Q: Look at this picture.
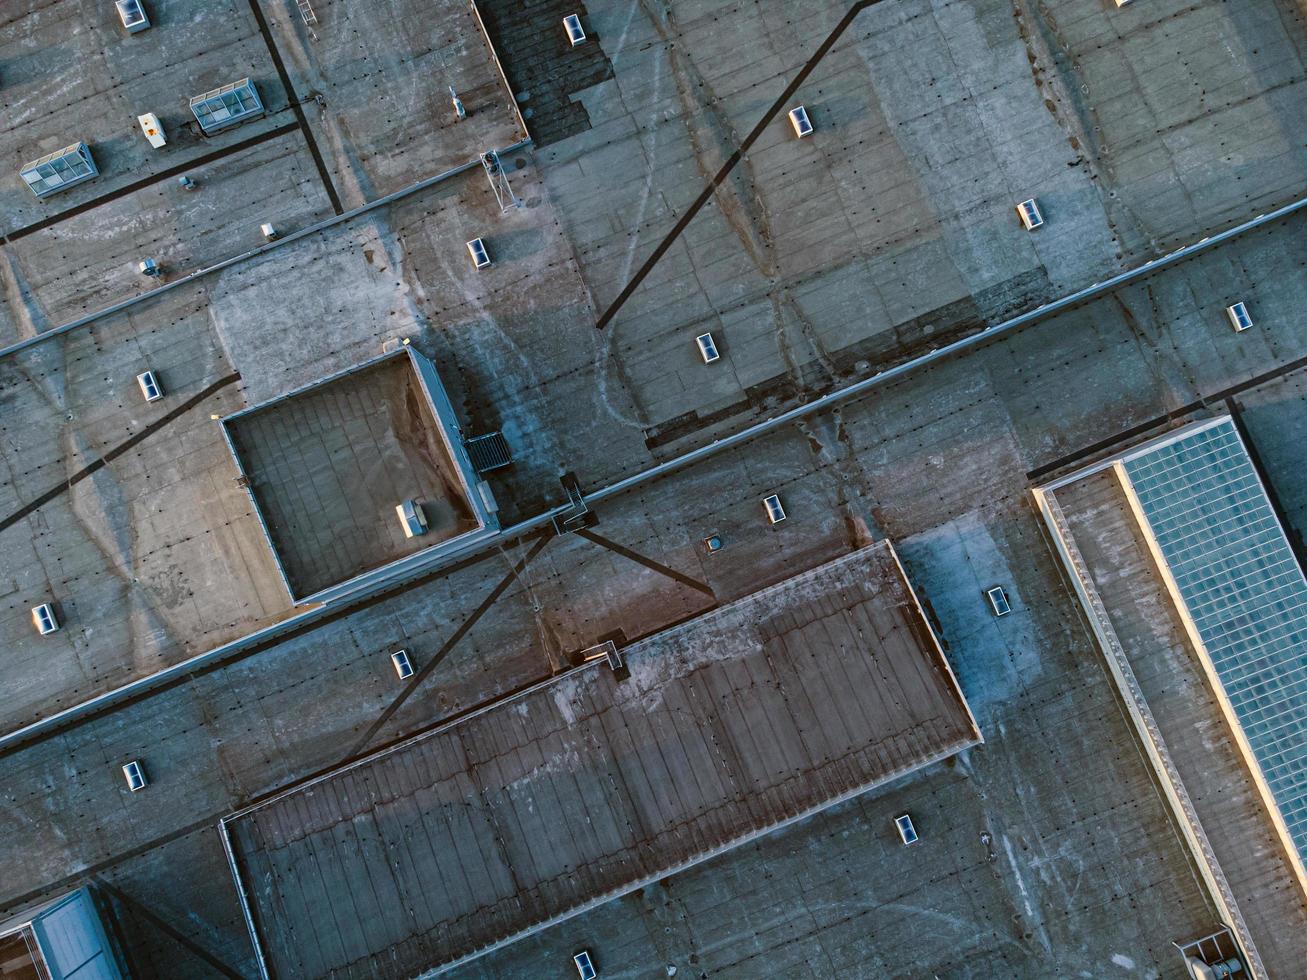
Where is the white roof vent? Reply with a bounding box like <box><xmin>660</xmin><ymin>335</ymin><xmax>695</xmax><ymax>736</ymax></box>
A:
<box><xmin>695</xmin><ymin>332</ymin><xmax>720</xmax><ymax>363</ymax></box>
<box><xmin>122</xmin><ymin>760</ymin><xmax>148</xmax><ymax>792</ymax></box>
<box><xmin>396</xmin><ymin>499</ymin><xmax>429</xmax><ymax>537</ymax></box>
<box><xmin>467</xmin><ymin>237</ymin><xmax>491</xmax><ymax>269</ymax></box>
<box><xmin>137</xmin><ymin>370</ymin><xmax>163</xmax><ymax>403</ymax></box>
<box><xmin>31</xmin><ymin>603</ymin><xmax>59</xmax><ymax>635</ymax></box>
<box><xmin>895</xmin><ymin>813</ymin><xmax>918</xmax><ymax>845</ymax></box>
<box><xmin>1227</xmin><ymin>302</ymin><xmax>1253</xmax><ymax>332</ymax></box>
<box><xmin>138</xmin><ymin>112</ymin><xmax>166</xmax><ymax>148</ymax></box>
<box><xmin>116</xmin><ymin>0</ymin><xmax>150</xmax><ymax>32</ymax></box>
<box><xmin>788</xmin><ymin>105</ymin><xmax>813</xmax><ymax>138</ymax></box>
<box><xmin>1016</xmin><ymin>198</ymin><xmax>1044</xmax><ymax>230</ymax></box>
<box><xmin>573</xmin><ymin>951</ymin><xmax>597</xmax><ymax>980</ymax></box>
<box><xmin>763</xmin><ymin>494</ymin><xmax>786</xmax><ymax>524</ymax></box>
<box><xmin>391</xmin><ymin>650</ymin><xmax>415</xmax><ymax>679</ymax></box>
<box><xmin>986</xmin><ymin>586</ymin><xmax>1011</xmax><ymax>617</ymax></box>
<box><xmin>564</xmin><ymin>14</ymin><xmax>586</xmax><ymax>45</ymax></box>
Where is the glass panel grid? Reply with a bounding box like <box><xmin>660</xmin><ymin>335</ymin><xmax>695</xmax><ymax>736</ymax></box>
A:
<box><xmin>18</xmin><ymin>142</ymin><xmax>98</xmax><ymax>198</ymax></box>
<box><xmin>189</xmin><ymin>78</ymin><xmax>264</xmax><ymax>133</ymax></box>
<box><xmin>1122</xmin><ymin>418</ymin><xmax>1307</xmax><ymax>858</ymax></box>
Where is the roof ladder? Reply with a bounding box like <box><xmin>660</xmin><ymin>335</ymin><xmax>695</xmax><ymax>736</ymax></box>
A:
<box><xmin>482</xmin><ymin>149</ymin><xmax>521</xmax><ymax>213</ymax></box>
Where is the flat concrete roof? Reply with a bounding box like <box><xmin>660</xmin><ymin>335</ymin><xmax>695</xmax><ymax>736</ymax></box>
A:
<box><xmin>223</xmin><ymin>542</ymin><xmax>979</xmax><ymax>977</ymax></box>
<box><xmin>222</xmin><ymin>348</ymin><xmax>489</xmax><ymax>603</ymax></box>
<box><xmin>8</xmin><ymin>0</ymin><xmax>1307</xmax><ymax>975</ymax></box>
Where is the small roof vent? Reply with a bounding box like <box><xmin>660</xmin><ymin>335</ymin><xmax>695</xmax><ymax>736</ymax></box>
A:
<box><xmin>391</xmin><ymin>650</ymin><xmax>415</xmax><ymax>679</ymax></box>
<box><xmin>31</xmin><ymin>603</ymin><xmax>59</xmax><ymax>635</ymax></box>
<box><xmin>137</xmin><ymin>370</ymin><xmax>163</xmax><ymax>403</ymax></box>
<box><xmin>1226</xmin><ymin>302</ymin><xmax>1253</xmax><ymax>333</ymax></box>
<box><xmin>1016</xmin><ymin>198</ymin><xmax>1044</xmax><ymax>230</ymax></box>
<box><xmin>123</xmin><ymin>760</ymin><xmax>148</xmax><ymax>792</ymax></box>
<box><xmin>564</xmin><ymin>14</ymin><xmax>586</xmax><ymax>45</ymax></box>
<box><xmin>788</xmin><ymin>105</ymin><xmax>813</xmax><ymax>138</ymax></box>
<box><xmin>895</xmin><ymin>813</ymin><xmax>918</xmax><ymax>845</ymax></box>
<box><xmin>986</xmin><ymin>586</ymin><xmax>1011</xmax><ymax>617</ymax></box>
<box><xmin>116</xmin><ymin>0</ymin><xmax>150</xmax><ymax>32</ymax></box>
<box><xmin>695</xmin><ymin>332</ymin><xmax>720</xmax><ymax>363</ymax></box>
<box><xmin>467</xmin><ymin>237</ymin><xmax>491</xmax><ymax>268</ymax></box>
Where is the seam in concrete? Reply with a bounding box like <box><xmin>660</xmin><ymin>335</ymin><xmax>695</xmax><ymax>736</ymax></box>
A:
<box><xmin>594</xmin><ymin>0</ymin><xmax>881</xmax><ymax>330</ymax></box>
<box><xmin>0</xmin><ymin>373</ymin><xmax>241</xmax><ymax>535</ymax></box>
<box><xmin>1027</xmin><ymin>344</ymin><xmax>1307</xmax><ymax>483</ymax></box>
<box><xmin>246</xmin><ymin>0</ymin><xmax>344</xmax><ymax>214</ymax></box>
<box><xmin>575</xmin><ymin>527</ymin><xmax>714</xmax><ymax>596</ymax></box>
<box><xmin>347</xmin><ymin>533</ymin><xmax>551</xmax><ymax>756</ymax></box>
<box><xmin>0</xmin><ymin>139</ymin><xmax>532</xmax><ymax>365</ymax></box>
<box><xmin>94</xmin><ymin>879</ymin><xmax>246</xmax><ymax>980</ymax></box>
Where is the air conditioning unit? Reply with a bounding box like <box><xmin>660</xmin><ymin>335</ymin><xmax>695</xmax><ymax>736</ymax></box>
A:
<box><xmin>31</xmin><ymin>603</ymin><xmax>59</xmax><ymax>635</ymax></box>
<box><xmin>895</xmin><ymin>813</ymin><xmax>918</xmax><ymax>845</ymax></box>
<box><xmin>563</xmin><ymin>14</ymin><xmax>586</xmax><ymax>45</ymax></box>
<box><xmin>116</xmin><ymin>0</ymin><xmax>150</xmax><ymax>32</ymax></box>
<box><xmin>1114</xmin><ymin>0</ymin><xmax>1134</xmax><ymax>6</ymax></box>
<box><xmin>986</xmin><ymin>586</ymin><xmax>1011</xmax><ymax>617</ymax></box>
<box><xmin>763</xmin><ymin>494</ymin><xmax>786</xmax><ymax>524</ymax></box>
<box><xmin>122</xmin><ymin>760</ymin><xmax>148</xmax><ymax>792</ymax></box>
<box><xmin>396</xmin><ymin>499</ymin><xmax>429</xmax><ymax>537</ymax></box>
<box><xmin>137</xmin><ymin>112</ymin><xmax>166</xmax><ymax>148</ymax></box>
<box><xmin>139</xmin><ymin>258</ymin><xmax>161</xmax><ymax>277</ymax></box>
<box><xmin>467</xmin><ymin>238</ymin><xmax>491</xmax><ymax>269</ymax></box>
<box><xmin>261</xmin><ymin>222</ymin><xmax>279</xmax><ymax>241</ymax></box>
<box><xmin>695</xmin><ymin>332</ymin><xmax>720</xmax><ymax>363</ymax></box>
<box><xmin>178</xmin><ymin>175</ymin><xmax>197</xmax><ymax>191</ymax></box>
<box><xmin>1016</xmin><ymin>198</ymin><xmax>1044</xmax><ymax>230</ymax></box>
<box><xmin>450</xmin><ymin>86</ymin><xmax>466</xmax><ymax>120</ymax></box>
<box><xmin>788</xmin><ymin>105</ymin><xmax>813</xmax><ymax>138</ymax></box>
<box><xmin>1226</xmin><ymin>302</ymin><xmax>1253</xmax><ymax>332</ymax></box>
<box><xmin>391</xmin><ymin>650</ymin><xmax>415</xmax><ymax>679</ymax></box>
<box><xmin>137</xmin><ymin>370</ymin><xmax>163</xmax><ymax>402</ymax></box>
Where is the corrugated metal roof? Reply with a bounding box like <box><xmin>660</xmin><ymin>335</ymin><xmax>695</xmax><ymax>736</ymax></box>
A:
<box><xmin>224</xmin><ymin>542</ymin><xmax>979</xmax><ymax>978</ymax></box>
